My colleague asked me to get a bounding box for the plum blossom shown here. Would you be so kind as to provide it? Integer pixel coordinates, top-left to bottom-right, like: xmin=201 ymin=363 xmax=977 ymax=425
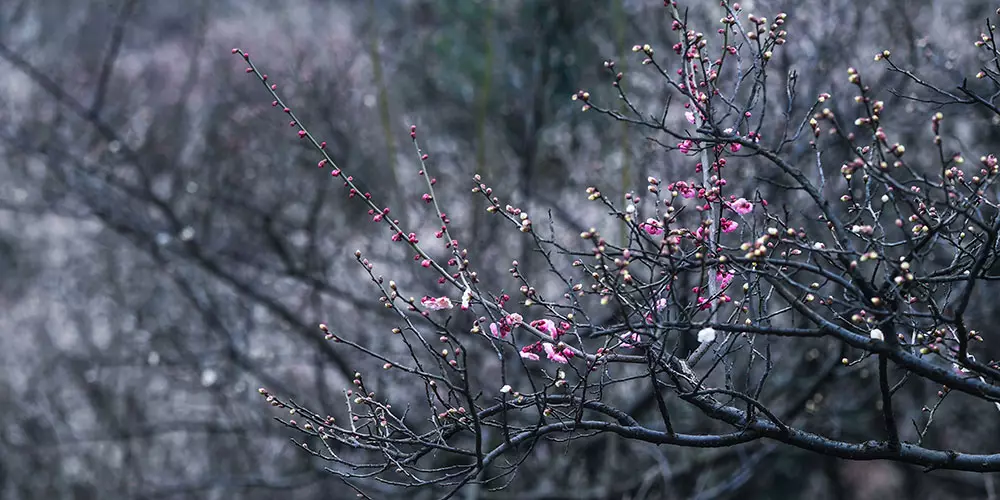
xmin=678 ymin=139 xmax=695 ymax=154
xmin=728 ymin=197 xmax=754 ymax=215
xmin=697 ymin=327 xmax=717 ymax=343
xmin=421 ymin=296 xmax=454 ymax=310
xmin=519 ymin=342 xmax=542 ymax=361
xmin=489 ymin=313 xmax=523 ymax=338
xmin=520 ymin=341 xmax=574 ymax=363
xmin=670 ymin=181 xmax=697 ymax=199
xmin=722 ymin=128 xmax=743 ymax=152
xmin=640 ymin=218 xmax=664 ymax=236
xmin=684 ymin=111 xmax=696 ymax=124
xmin=543 ymin=342 xmax=574 ymax=364
xmin=645 ymin=297 xmax=670 ymax=324
xmin=530 ymin=319 xmax=560 ymax=340
xmin=695 ymin=222 xmax=737 ymax=238
xmin=716 ymin=270 xmax=735 ymax=290
xmin=558 ymin=321 xmax=571 ymax=337
xmin=619 ymin=331 xmax=641 ymax=348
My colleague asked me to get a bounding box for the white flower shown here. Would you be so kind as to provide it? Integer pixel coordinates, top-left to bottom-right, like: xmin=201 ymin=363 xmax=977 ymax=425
xmin=869 ymin=328 xmax=884 ymax=341
xmin=461 ymin=287 xmax=473 ymax=309
xmin=697 ymin=327 xmax=717 ymax=343
xmin=500 ymin=385 xmax=512 ymax=394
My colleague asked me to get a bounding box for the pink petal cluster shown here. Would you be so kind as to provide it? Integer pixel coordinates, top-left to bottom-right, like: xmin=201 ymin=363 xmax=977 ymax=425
xmin=421 ymin=296 xmax=454 ymax=310
xmin=696 ymin=296 xmax=712 ymax=310
xmin=543 ymin=342 xmax=574 ymax=363
xmin=717 ymin=270 xmax=735 ymax=290
xmin=640 ymin=218 xmax=664 ymax=236
xmin=645 ymin=297 xmax=670 ymax=324
xmin=669 ymin=181 xmax=698 ymax=199
xmin=489 ymin=313 xmax=523 ymax=339
xmin=520 ymin=342 xmax=543 ymax=361
xmin=530 ymin=319 xmax=560 ymax=340
xmin=520 ymin=340 xmax=575 ymax=364
xmin=728 ymin=197 xmax=754 ymax=215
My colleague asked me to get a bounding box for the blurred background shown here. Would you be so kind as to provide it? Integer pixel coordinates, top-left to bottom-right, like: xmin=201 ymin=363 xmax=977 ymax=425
xmin=1 ymin=0 xmax=999 ymax=498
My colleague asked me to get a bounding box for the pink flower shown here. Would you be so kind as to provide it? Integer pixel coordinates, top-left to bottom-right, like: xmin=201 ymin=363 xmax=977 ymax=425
xmin=530 ymin=319 xmax=559 ymax=340
xmin=678 ymin=139 xmax=695 ymax=154
xmin=519 ymin=351 xmax=540 ymax=361
xmin=719 ymin=218 xmax=738 ymax=233
xmin=619 ymin=331 xmax=641 ymax=348
xmin=490 ymin=313 xmax=524 ymax=338
xmin=558 ymin=321 xmax=572 ymax=337
xmin=543 ymin=342 xmax=573 ymax=364
xmin=421 ymin=296 xmax=454 ymax=310
xmin=697 ymin=296 xmax=712 ymax=310
xmin=729 ymin=143 xmax=742 ymax=153
xmin=670 ymin=181 xmax=697 ymax=199
xmin=506 ymin=313 xmax=524 ymax=326
xmin=640 ymin=218 xmax=664 ymax=236
xmin=716 ymin=271 xmax=734 ymax=290
xmin=684 ymin=111 xmax=696 ymax=124
xmin=520 ymin=341 xmax=544 ymax=361
xmin=521 ymin=340 xmax=574 ymax=364
xmin=728 ymin=197 xmax=754 ymax=215
xmin=656 ymin=297 xmax=668 ymax=311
